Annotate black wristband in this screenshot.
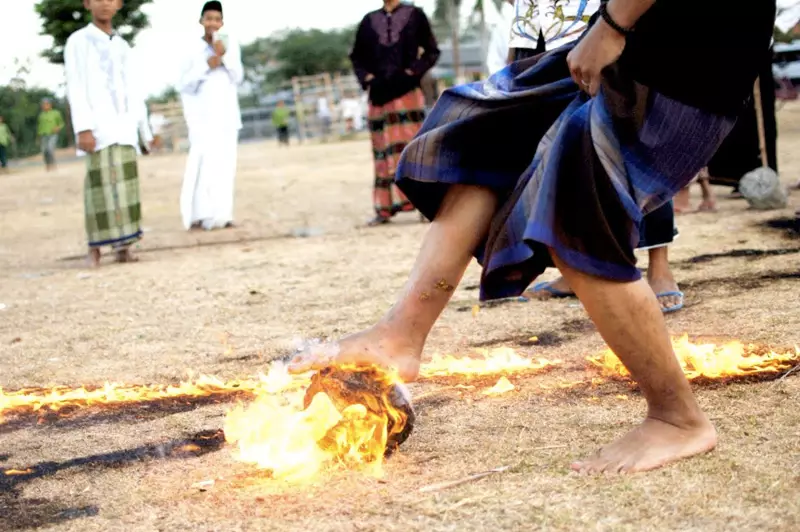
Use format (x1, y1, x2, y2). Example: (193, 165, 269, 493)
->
(600, 3, 635, 36)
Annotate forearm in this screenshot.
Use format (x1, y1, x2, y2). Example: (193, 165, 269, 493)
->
(221, 43, 244, 85)
(605, 0, 657, 28)
(177, 55, 211, 94)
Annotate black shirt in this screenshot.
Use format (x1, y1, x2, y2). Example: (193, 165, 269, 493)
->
(619, 0, 777, 117)
(350, 4, 440, 106)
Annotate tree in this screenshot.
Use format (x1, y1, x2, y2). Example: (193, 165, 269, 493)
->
(35, 0, 153, 64)
(272, 28, 356, 80)
(147, 86, 180, 105)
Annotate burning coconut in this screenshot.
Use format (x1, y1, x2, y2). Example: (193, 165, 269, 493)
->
(223, 363, 414, 483)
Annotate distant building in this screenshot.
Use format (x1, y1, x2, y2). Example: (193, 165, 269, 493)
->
(431, 40, 486, 82)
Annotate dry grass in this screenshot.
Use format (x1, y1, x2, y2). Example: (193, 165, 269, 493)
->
(1, 102, 799, 531)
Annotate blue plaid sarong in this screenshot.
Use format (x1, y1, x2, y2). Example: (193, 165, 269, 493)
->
(396, 44, 735, 301)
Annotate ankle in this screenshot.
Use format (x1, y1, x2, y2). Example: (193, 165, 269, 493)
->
(646, 403, 710, 431)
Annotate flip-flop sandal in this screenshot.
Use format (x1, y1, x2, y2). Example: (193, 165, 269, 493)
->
(517, 281, 576, 302)
(366, 216, 391, 227)
(656, 291, 684, 314)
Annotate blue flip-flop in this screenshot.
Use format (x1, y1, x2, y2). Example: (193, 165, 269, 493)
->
(517, 281, 576, 302)
(657, 291, 684, 314)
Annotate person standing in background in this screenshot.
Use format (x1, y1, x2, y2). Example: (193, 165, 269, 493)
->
(37, 98, 64, 172)
(64, 0, 154, 267)
(272, 100, 291, 146)
(0, 115, 14, 172)
(485, 0, 515, 75)
(350, 0, 440, 227)
(178, 1, 243, 231)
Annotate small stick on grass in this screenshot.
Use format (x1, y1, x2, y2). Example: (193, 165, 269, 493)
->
(418, 465, 511, 493)
(772, 363, 800, 386)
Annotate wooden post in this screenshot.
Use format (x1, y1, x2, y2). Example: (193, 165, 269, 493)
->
(752, 77, 769, 168)
(291, 76, 306, 143)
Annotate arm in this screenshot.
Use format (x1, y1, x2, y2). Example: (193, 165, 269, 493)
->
(605, 0, 656, 29)
(566, 0, 656, 95)
(409, 9, 440, 76)
(349, 17, 373, 89)
(221, 39, 244, 85)
(177, 44, 212, 95)
(64, 36, 95, 137)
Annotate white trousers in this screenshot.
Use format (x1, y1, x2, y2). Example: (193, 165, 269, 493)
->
(180, 130, 239, 230)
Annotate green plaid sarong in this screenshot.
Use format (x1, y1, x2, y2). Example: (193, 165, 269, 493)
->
(84, 144, 142, 249)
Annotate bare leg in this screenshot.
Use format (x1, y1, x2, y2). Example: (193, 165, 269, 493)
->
(289, 185, 497, 381)
(697, 172, 716, 212)
(673, 186, 691, 214)
(551, 251, 716, 473)
(646, 246, 683, 312)
(86, 247, 101, 268)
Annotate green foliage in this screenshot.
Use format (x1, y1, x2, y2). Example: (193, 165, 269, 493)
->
(147, 86, 180, 105)
(35, 0, 153, 64)
(0, 87, 66, 158)
(239, 27, 356, 94)
(272, 28, 356, 80)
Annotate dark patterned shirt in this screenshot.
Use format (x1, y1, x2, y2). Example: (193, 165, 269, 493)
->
(350, 4, 440, 106)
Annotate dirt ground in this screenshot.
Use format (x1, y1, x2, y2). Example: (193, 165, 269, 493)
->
(1, 101, 799, 531)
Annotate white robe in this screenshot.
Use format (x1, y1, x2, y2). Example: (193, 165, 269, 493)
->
(177, 36, 243, 230)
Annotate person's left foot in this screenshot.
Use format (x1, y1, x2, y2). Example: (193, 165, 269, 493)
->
(366, 216, 391, 227)
(224, 221, 236, 229)
(697, 199, 717, 212)
(571, 415, 717, 474)
(647, 270, 683, 313)
(115, 248, 139, 263)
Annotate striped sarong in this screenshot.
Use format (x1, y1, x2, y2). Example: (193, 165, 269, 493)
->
(84, 144, 142, 249)
(369, 88, 426, 219)
(396, 44, 735, 301)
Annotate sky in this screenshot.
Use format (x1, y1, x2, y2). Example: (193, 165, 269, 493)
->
(0, 0, 437, 97)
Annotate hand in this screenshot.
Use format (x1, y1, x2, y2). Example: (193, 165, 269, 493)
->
(77, 130, 96, 153)
(404, 69, 415, 76)
(566, 19, 626, 96)
(213, 40, 226, 56)
(207, 55, 222, 69)
(364, 73, 375, 83)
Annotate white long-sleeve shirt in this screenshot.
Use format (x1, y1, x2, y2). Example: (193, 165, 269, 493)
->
(64, 23, 153, 156)
(509, 0, 601, 51)
(486, 2, 516, 75)
(177, 35, 243, 137)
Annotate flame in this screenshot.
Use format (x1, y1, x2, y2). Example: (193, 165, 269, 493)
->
(588, 335, 800, 381)
(419, 347, 560, 379)
(223, 364, 409, 483)
(0, 369, 310, 421)
(482, 376, 515, 395)
(0, 348, 556, 423)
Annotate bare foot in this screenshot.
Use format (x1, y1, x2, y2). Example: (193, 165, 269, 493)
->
(571, 416, 717, 474)
(522, 276, 575, 300)
(115, 248, 139, 263)
(86, 248, 101, 268)
(288, 324, 423, 382)
(696, 200, 717, 212)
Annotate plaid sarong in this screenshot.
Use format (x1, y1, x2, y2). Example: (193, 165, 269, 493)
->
(369, 88, 426, 218)
(396, 44, 735, 301)
(84, 144, 142, 249)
